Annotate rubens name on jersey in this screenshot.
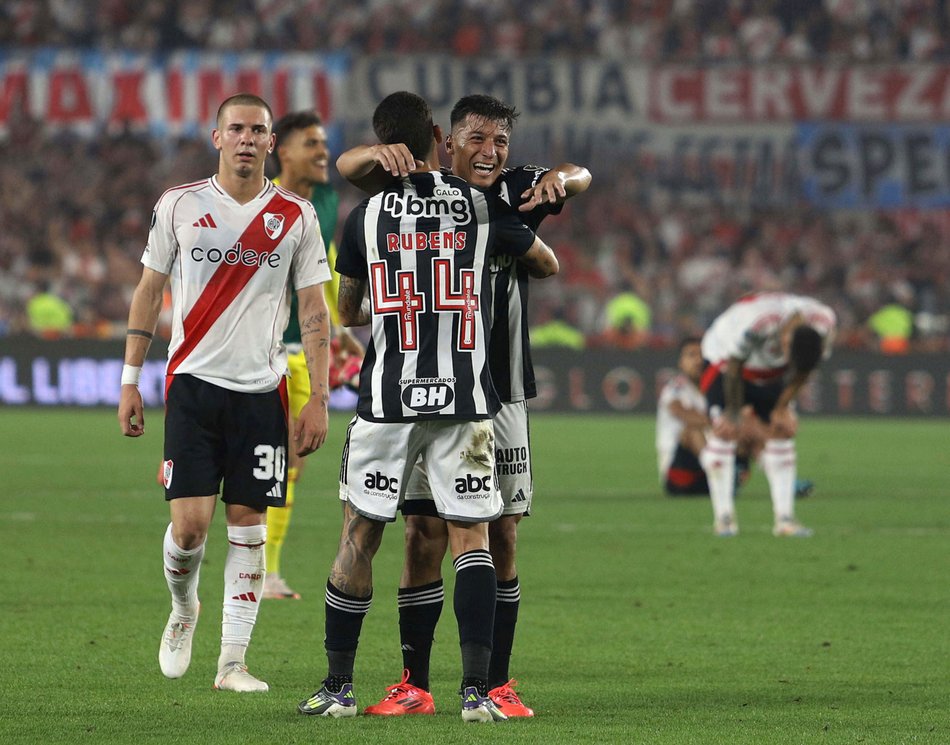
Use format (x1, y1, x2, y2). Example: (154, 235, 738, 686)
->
(386, 230, 466, 252)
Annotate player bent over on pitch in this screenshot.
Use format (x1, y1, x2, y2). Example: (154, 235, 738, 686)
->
(698, 292, 835, 537)
(295, 91, 558, 723)
(118, 93, 331, 692)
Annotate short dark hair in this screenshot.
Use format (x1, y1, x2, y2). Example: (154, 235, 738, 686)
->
(789, 326, 823, 374)
(450, 94, 519, 134)
(272, 110, 323, 170)
(679, 336, 702, 352)
(372, 91, 434, 161)
(273, 111, 322, 149)
(215, 93, 273, 129)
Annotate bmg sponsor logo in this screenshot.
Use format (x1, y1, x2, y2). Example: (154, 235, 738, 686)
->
(383, 191, 472, 223)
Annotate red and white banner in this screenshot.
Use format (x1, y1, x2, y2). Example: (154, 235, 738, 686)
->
(0, 50, 347, 138)
(648, 66, 950, 123)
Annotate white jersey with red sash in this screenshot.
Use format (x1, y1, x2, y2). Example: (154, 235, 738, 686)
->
(142, 176, 330, 393)
(701, 292, 836, 383)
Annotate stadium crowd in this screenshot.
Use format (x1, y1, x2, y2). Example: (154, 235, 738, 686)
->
(3, 0, 950, 351)
(6, 0, 950, 63)
(3, 123, 947, 351)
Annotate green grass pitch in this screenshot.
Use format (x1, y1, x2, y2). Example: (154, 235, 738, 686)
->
(1, 409, 947, 744)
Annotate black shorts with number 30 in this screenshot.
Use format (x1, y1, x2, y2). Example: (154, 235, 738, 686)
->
(162, 374, 289, 509)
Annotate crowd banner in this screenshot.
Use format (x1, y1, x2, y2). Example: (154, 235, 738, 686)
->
(0, 49, 349, 140)
(2, 339, 948, 416)
(5, 53, 950, 208)
(345, 57, 950, 208)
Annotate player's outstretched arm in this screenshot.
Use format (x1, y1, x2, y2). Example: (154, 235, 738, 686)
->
(118, 267, 166, 437)
(336, 143, 422, 195)
(296, 283, 331, 456)
(518, 236, 559, 279)
(519, 163, 592, 211)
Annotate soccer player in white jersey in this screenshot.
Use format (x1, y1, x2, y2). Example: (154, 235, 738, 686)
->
(118, 94, 332, 693)
(657, 337, 713, 494)
(698, 292, 836, 537)
(336, 94, 590, 718)
(296, 91, 558, 724)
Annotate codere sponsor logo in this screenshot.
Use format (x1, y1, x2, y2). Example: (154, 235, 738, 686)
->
(383, 191, 471, 223)
(190, 241, 280, 267)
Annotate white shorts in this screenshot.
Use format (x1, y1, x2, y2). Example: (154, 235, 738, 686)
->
(339, 416, 502, 523)
(405, 400, 532, 516)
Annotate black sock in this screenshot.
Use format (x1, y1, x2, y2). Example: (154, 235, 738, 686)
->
(398, 579, 444, 691)
(489, 577, 520, 688)
(324, 581, 371, 678)
(453, 549, 495, 687)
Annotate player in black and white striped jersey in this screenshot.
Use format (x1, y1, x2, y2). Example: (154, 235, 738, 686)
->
(338, 94, 590, 718)
(296, 91, 559, 723)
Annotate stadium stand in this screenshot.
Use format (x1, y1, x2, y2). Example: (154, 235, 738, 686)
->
(2, 0, 949, 350)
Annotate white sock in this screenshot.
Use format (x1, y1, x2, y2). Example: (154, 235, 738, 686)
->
(219, 524, 266, 668)
(162, 523, 203, 618)
(700, 436, 737, 521)
(762, 439, 796, 522)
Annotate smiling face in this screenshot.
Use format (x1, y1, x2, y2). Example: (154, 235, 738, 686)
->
(445, 114, 511, 188)
(279, 123, 330, 185)
(212, 103, 274, 180)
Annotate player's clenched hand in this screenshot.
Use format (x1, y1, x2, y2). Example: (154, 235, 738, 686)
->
(372, 143, 421, 178)
(711, 414, 738, 441)
(294, 399, 329, 456)
(769, 406, 798, 438)
(118, 386, 145, 437)
(519, 171, 567, 211)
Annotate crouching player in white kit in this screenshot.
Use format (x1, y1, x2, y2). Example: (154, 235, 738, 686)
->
(698, 292, 835, 537)
(657, 337, 715, 495)
(118, 94, 332, 691)
(295, 92, 559, 723)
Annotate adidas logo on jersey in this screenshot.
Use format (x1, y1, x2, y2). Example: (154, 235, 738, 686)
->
(511, 489, 527, 503)
(192, 213, 217, 228)
(266, 483, 283, 501)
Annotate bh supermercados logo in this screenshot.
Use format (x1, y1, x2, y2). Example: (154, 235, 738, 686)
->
(263, 212, 284, 240)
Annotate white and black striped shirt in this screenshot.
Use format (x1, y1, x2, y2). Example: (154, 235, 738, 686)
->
(336, 171, 536, 422)
(487, 165, 563, 403)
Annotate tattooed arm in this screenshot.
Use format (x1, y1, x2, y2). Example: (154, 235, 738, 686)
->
(338, 274, 370, 327)
(295, 283, 331, 455)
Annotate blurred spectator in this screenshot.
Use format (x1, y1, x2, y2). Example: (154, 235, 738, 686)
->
(26, 280, 73, 337)
(867, 300, 914, 354)
(591, 283, 652, 350)
(530, 303, 586, 350)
